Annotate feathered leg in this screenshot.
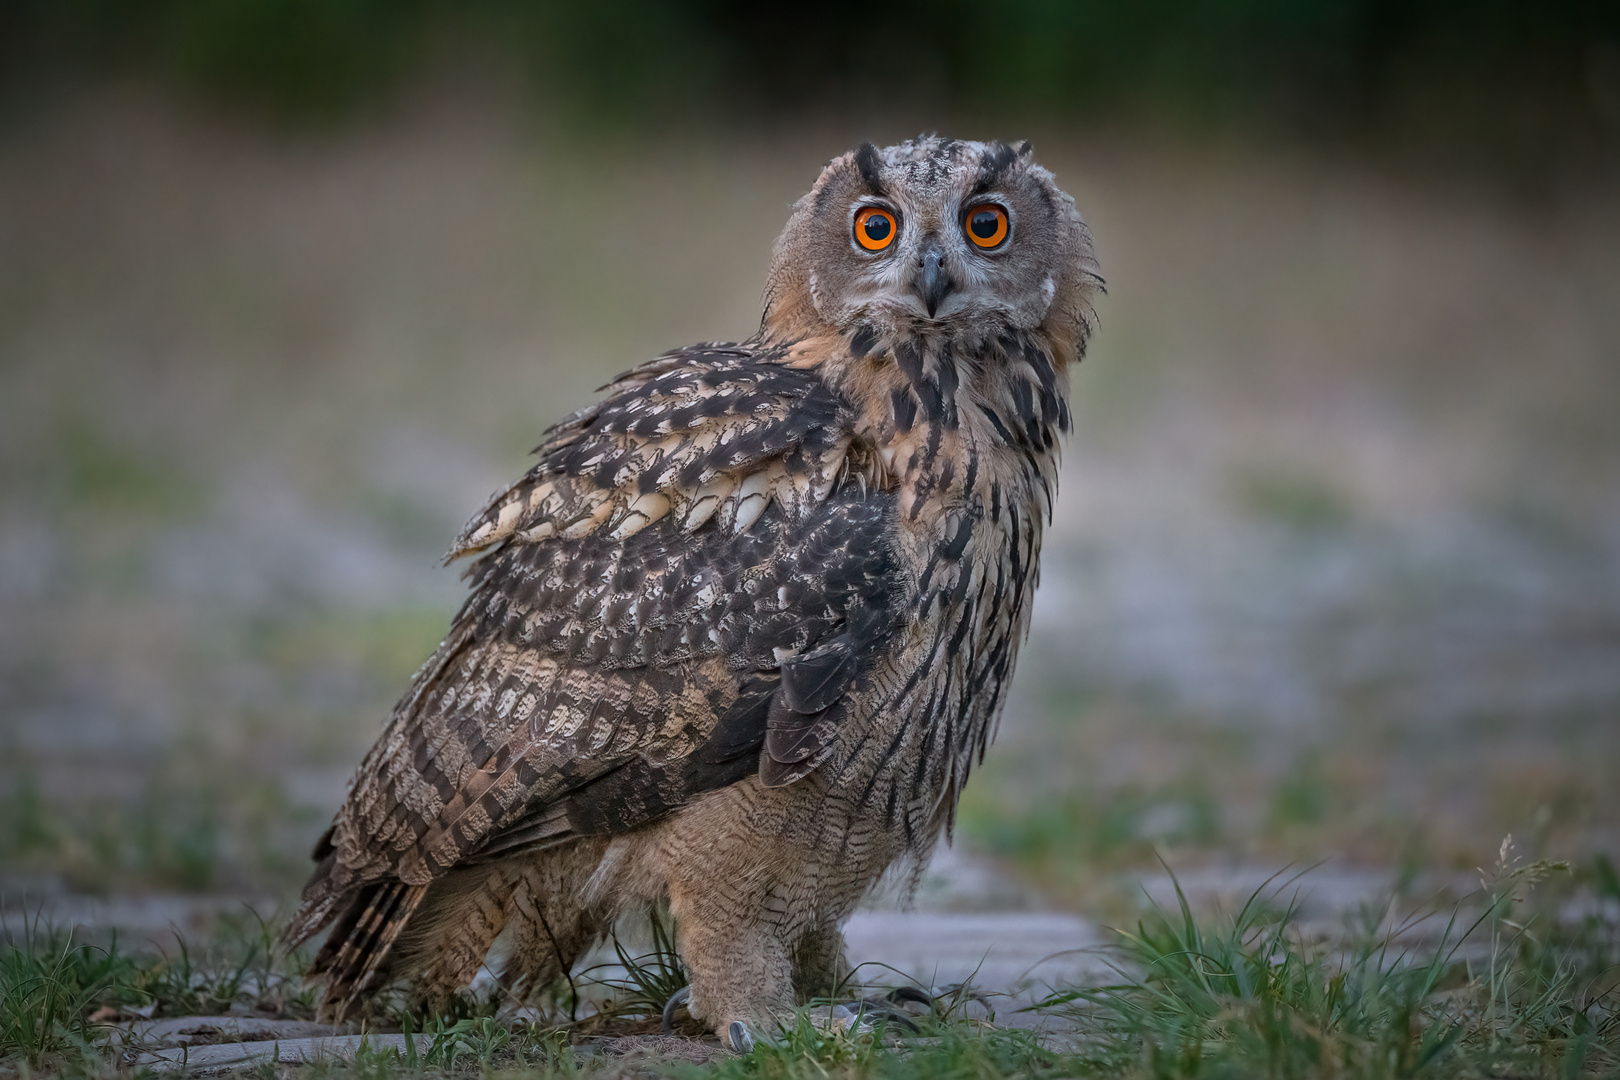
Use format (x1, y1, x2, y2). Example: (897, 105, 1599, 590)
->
(388, 862, 525, 1017)
(670, 886, 796, 1051)
(498, 839, 612, 1003)
(791, 920, 852, 1003)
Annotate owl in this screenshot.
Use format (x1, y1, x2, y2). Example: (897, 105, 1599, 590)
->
(284, 136, 1101, 1050)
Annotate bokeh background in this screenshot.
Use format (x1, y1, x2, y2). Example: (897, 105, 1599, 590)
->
(3, 1, 1618, 918)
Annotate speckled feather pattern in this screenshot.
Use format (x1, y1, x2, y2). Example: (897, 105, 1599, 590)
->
(286, 136, 1100, 1037)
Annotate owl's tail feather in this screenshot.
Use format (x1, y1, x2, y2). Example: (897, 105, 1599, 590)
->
(305, 880, 430, 1022)
(278, 848, 343, 955)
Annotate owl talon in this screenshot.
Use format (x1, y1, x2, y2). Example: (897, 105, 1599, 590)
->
(887, 986, 933, 1009)
(844, 1001, 920, 1033)
(727, 1020, 755, 1053)
(661, 986, 691, 1033)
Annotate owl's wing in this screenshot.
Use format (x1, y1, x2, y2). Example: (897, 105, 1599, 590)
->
(289, 343, 901, 962)
(452, 343, 853, 558)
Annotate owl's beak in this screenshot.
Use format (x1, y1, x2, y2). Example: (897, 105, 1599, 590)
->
(917, 244, 954, 318)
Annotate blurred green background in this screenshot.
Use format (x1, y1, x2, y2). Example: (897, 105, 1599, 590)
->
(8, 0, 1620, 162)
(2, 1, 1618, 913)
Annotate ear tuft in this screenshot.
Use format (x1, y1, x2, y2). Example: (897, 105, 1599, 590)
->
(1018, 140, 1033, 157)
(853, 142, 885, 193)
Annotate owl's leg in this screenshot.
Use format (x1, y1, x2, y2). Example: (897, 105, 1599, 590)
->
(791, 920, 851, 1003)
(498, 839, 611, 1003)
(390, 863, 521, 1017)
(669, 891, 796, 1051)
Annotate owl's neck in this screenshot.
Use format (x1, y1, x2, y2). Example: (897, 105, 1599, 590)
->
(808, 324, 1072, 528)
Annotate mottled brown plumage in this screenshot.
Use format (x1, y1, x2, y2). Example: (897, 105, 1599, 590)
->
(286, 137, 1101, 1046)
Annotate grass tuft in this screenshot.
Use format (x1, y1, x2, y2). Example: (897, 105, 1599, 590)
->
(0, 924, 128, 1070)
(698, 1015, 1059, 1080)
(1046, 844, 1617, 1078)
(132, 909, 316, 1019)
(0, 908, 319, 1073)
(582, 906, 691, 1029)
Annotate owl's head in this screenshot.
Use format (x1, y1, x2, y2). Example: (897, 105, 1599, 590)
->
(761, 137, 1100, 355)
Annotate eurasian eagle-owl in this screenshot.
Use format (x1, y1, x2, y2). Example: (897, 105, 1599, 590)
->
(286, 136, 1101, 1049)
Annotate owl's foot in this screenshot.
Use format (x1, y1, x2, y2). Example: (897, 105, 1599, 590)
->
(717, 1015, 787, 1052)
(660, 986, 692, 1033)
(811, 983, 1000, 1034)
(851, 983, 997, 1025)
(833, 986, 931, 1033)
(662, 986, 887, 1051)
(727, 1004, 868, 1052)
(660, 986, 779, 1052)
(840, 998, 921, 1032)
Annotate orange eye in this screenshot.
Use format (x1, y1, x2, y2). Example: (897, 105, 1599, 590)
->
(964, 204, 1010, 249)
(854, 207, 897, 251)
